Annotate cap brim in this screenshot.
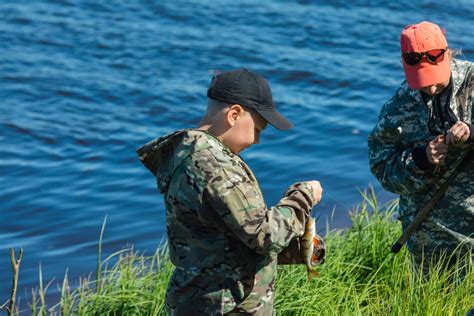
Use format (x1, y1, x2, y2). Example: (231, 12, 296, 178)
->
(403, 57, 451, 89)
(256, 109, 293, 131)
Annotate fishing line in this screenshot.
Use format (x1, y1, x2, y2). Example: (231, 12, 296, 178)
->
(311, 191, 352, 235)
(323, 190, 353, 213)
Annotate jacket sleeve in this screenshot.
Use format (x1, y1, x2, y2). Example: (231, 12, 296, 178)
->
(468, 123, 474, 142)
(368, 111, 434, 196)
(204, 167, 316, 256)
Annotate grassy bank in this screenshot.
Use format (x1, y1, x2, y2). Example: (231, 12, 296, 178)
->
(10, 189, 474, 315)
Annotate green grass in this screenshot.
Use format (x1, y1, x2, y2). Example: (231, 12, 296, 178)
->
(24, 189, 474, 315)
(274, 189, 472, 315)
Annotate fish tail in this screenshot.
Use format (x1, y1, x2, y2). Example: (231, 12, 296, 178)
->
(307, 269, 320, 281)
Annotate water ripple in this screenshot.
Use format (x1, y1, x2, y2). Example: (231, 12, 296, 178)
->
(1, 0, 473, 307)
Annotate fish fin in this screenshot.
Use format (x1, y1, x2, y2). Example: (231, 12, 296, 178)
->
(307, 269, 320, 281)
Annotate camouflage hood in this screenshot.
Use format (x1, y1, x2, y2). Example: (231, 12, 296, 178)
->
(136, 129, 216, 193)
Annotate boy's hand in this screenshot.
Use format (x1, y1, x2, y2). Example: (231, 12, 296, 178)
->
(306, 181, 323, 204)
(426, 135, 448, 166)
(446, 121, 471, 145)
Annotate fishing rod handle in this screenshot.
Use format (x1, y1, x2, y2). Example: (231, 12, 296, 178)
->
(391, 241, 403, 254)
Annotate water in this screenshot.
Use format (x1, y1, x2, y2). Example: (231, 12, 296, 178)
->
(1, 0, 473, 309)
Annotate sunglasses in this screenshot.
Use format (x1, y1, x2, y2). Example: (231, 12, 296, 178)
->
(402, 48, 447, 66)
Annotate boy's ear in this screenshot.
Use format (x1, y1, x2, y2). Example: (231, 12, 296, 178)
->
(227, 104, 244, 127)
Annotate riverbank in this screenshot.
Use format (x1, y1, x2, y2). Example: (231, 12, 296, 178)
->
(9, 190, 474, 315)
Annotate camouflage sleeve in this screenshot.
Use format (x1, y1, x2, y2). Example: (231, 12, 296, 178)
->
(276, 238, 303, 264)
(205, 169, 316, 256)
(368, 114, 432, 195)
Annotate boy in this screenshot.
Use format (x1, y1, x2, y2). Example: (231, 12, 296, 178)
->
(138, 69, 323, 315)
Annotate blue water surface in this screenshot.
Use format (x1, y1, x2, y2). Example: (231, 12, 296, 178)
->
(1, 0, 473, 310)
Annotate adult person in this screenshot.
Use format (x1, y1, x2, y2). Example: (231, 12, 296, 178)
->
(137, 69, 323, 315)
(368, 21, 473, 277)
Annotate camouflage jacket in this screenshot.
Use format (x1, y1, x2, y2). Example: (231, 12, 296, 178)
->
(368, 59, 474, 253)
(137, 129, 317, 315)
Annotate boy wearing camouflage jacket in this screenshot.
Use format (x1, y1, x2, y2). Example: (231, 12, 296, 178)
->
(138, 69, 323, 315)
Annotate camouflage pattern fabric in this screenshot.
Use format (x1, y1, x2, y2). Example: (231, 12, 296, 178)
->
(137, 129, 317, 315)
(368, 59, 474, 275)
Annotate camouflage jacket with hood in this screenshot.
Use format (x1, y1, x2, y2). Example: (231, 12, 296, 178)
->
(137, 129, 317, 315)
(368, 59, 474, 255)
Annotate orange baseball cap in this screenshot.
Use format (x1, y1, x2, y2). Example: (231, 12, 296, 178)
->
(400, 21, 450, 90)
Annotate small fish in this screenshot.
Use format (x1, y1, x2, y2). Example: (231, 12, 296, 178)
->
(301, 217, 322, 281)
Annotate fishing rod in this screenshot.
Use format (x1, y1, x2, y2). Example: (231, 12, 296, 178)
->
(391, 149, 474, 254)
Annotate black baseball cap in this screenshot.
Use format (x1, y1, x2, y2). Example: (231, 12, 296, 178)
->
(207, 69, 293, 130)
